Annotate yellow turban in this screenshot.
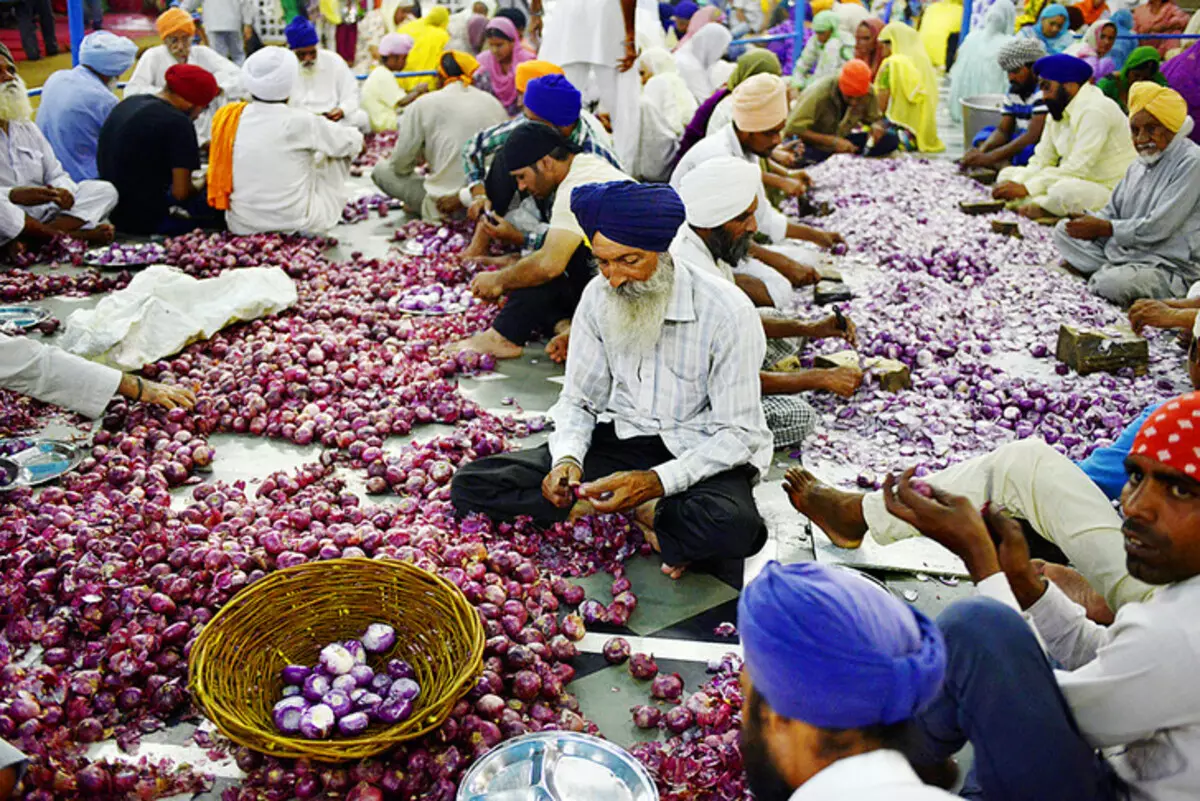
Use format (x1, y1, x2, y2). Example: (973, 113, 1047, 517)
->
(425, 5, 451, 27)
(732, 73, 788, 132)
(156, 8, 196, 39)
(515, 60, 564, 92)
(1128, 82, 1188, 133)
(438, 50, 479, 85)
(811, 0, 835, 13)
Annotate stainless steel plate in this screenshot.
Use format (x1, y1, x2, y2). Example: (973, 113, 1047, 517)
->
(457, 732, 658, 801)
(84, 244, 168, 269)
(0, 305, 50, 329)
(0, 438, 84, 489)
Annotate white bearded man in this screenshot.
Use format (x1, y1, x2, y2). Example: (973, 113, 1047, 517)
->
(1053, 84, 1200, 305)
(452, 181, 773, 581)
(285, 17, 371, 134)
(0, 45, 116, 246)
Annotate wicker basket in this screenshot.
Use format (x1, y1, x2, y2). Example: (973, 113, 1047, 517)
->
(188, 557, 484, 761)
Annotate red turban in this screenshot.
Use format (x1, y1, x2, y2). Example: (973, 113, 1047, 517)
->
(164, 64, 220, 108)
(839, 59, 872, 97)
(1132, 392, 1200, 476)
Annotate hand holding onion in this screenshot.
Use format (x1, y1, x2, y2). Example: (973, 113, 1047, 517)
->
(470, 271, 506, 302)
(992, 181, 1029, 201)
(117, 375, 197, 411)
(1128, 299, 1196, 336)
(577, 470, 663, 515)
(541, 460, 582, 508)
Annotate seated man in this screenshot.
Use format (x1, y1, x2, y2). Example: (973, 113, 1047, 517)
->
(98, 64, 223, 236)
(285, 18, 370, 133)
(993, 53, 1136, 220)
(371, 51, 508, 222)
(449, 122, 631, 359)
(360, 33, 418, 133)
(124, 9, 244, 144)
(1053, 84, 1200, 305)
(458, 70, 619, 259)
(36, 31, 137, 182)
(739, 561, 955, 800)
(784, 60, 900, 162)
(217, 47, 364, 235)
(0, 49, 116, 245)
(672, 73, 845, 308)
(452, 182, 772, 580)
(960, 37, 1049, 172)
(674, 156, 862, 449)
(880, 395, 1200, 801)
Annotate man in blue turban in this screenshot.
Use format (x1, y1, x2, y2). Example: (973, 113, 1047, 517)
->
(453, 179, 774, 581)
(672, 0, 700, 36)
(36, 31, 138, 181)
(523, 74, 583, 129)
(284, 16, 368, 130)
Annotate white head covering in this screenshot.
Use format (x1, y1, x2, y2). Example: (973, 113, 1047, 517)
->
(679, 155, 761, 228)
(639, 46, 697, 128)
(243, 46, 299, 102)
(682, 24, 734, 70)
(79, 30, 138, 77)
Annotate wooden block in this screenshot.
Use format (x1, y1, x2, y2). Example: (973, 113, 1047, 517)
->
(814, 350, 861, 370)
(967, 169, 998, 185)
(1055, 324, 1149, 376)
(815, 262, 843, 282)
(960, 200, 1005, 215)
(991, 220, 1021, 238)
(814, 280, 853, 305)
(871, 358, 912, 393)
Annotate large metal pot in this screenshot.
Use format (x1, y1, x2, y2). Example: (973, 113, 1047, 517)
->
(960, 93, 1008, 149)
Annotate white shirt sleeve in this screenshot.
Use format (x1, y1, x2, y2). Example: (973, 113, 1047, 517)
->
(34, 125, 77, 194)
(0, 334, 122, 419)
(335, 58, 362, 117)
(306, 114, 364, 160)
(0, 197, 25, 244)
(123, 49, 162, 96)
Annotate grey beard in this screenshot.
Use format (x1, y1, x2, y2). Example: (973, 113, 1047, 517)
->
(601, 253, 676, 356)
(0, 80, 33, 123)
(1137, 150, 1164, 165)
(705, 226, 752, 267)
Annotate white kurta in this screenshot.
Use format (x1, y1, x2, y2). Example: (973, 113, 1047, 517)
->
(789, 750, 960, 800)
(226, 102, 364, 235)
(0, 333, 121, 419)
(0, 196, 25, 244)
(124, 45, 246, 143)
(290, 49, 370, 133)
(0, 122, 116, 228)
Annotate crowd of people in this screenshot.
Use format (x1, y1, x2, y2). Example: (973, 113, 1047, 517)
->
(2, 0, 1200, 798)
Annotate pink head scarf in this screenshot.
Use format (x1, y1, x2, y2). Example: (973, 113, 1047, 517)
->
(478, 16, 535, 109)
(674, 6, 724, 52)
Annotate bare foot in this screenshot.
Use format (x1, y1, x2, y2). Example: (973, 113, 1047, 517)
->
(70, 224, 115, 245)
(546, 332, 569, 363)
(1033, 560, 1115, 625)
(783, 467, 868, 549)
(1, 239, 26, 263)
(661, 563, 687, 580)
(445, 328, 523, 359)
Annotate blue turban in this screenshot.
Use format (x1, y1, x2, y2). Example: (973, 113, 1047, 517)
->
(570, 182, 685, 253)
(659, 3, 675, 31)
(79, 31, 138, 77)
(1034, 53, 1093, 85)
(285, 17, 319, 49)
(524, 75, 582, 127)
(739, 562, 947, 730)
(673, 1, 699, 19)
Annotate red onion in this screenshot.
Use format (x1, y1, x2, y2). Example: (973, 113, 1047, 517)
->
(629, 653, 658, 680)
(651, 673, 684, 701)
(602, 637, 631, 664)
(631, 705, 662, 729)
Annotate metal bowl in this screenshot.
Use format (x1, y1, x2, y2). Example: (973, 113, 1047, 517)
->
(0, 305, 49, 329)
(457, 732, 659, 801)
(0, 438, 84, 489)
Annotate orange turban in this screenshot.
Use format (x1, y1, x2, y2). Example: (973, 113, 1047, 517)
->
(515, 60, 564, 93)
(438, 50, 479, 86)
(156, 8, 196, 39)
(839, 59, 872, 97)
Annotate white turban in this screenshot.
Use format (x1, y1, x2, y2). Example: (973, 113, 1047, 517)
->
(679, 156, 761, 228)
(242, 46, 299, 102)
(79, 31, 137, 77)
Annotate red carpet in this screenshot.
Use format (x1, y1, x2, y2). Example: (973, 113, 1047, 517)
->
(1, 12, 158, 61)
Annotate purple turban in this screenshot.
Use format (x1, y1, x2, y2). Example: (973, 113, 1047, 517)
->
(285, 17, 319, 49)
(524, 74, 582, 127)
(570, 182, 685, 252)
(739, 562, 947, 729)
(1034, 53, 1093, 84)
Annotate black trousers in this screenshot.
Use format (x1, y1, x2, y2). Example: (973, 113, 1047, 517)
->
(16, 0, 59, 60)
(803, 130, 901, 164)
(450, 423, 768, 567)
(492, 243, 594, 346)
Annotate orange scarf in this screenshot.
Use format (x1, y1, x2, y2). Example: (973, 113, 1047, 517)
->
(207, 101, 247, 211)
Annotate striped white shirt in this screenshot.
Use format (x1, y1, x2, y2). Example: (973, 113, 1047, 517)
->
(548, 258, 772, 496)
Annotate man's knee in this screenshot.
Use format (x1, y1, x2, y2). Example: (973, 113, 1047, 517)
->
(938, 596, 1032, 659)
(449, 458, 490, 514)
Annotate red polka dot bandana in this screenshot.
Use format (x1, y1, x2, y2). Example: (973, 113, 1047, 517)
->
(1132, 392, 1200, 476)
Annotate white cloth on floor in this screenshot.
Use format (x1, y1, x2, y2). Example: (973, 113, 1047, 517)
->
(124, 45, 245, 143)
(226, 102, 363, 235)
(0, 121, 116, 228)
(290, 49, 369, 132)
(0, 333, 120, 418)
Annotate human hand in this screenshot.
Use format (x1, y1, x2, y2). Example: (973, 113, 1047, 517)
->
(480, 212, 523, 246)
(470, 270, 505, 301)
(809, 312, 858, 346)
(1129, 299, 1195, 335)
(542, 459, 583, 508)
(617, 39, 638, 72)
(530, 13, 543, 38)
(435, 193, 465, 217)
(983, 504, 1046, 608)
(1064, 215, 1113, 240)
(817, 365, 863, 397)
(578, 469, 664, 514)
(870, 122, 889, 142)
(992, 181, 1029, 201)
(324, 108, 346, 122)
(243, 24, 254, 40)
(777, 176, 808, 198)
(833, 137, 858, 154)
(141, 380, 197, 410)
(771, 142, 805, 168)
(9, 186, 62, 206)
(814, 229, 845, 250)
(467, 196, 491, 222)
(52, 188, 74, 210)
(776, 256, 820, 287)
(545, 331, 569, 363)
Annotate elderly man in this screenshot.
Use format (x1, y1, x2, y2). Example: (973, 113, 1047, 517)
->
(1053, 84, 1200, 305)
(212, 47, 363, 235)
(673, 73, 845, 308)
(960, 37, 1049, 171)
(452, 181, 772, 580)
(98, 65, 222, 236)
(874, 392, 1200, 801)
(371, 52, 508, 222)
(0, 51, 116, 245)
(449, 122, 631, 359)
(674, 156, 862, 449)
(459, 72, 620, 259)
(285, 18, 370, 133)
(739, 562, 953, 800)
(784, 60, 900, 162)
(993, 53, 1136, 219)
(36, 32, 137, 182)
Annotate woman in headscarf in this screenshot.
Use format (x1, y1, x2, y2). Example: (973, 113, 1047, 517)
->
(633, 47, 699, 180)
(446, 0, 493, 54)
(674, 5, 724, 51)
(854, 17, 886, 78)
(1071, 0, 1107, 27)
(1132, 0, 1190, 58)
(1068, 18, 1118, 82)
(674, 23, 735, 102)
(476, 16, 532, 114)
(948, 0, 1016, 122)
(834, 0, 871, 40)
(875, 21, 944, 152)
(1162, 39, 1200, 144)
(918, 0, 964, 68)
(791, 10, 853, 90)
(401, 5, 451, 90)
(1107, 9, 1137, 69)
(1019, 4, 1073, 55)
(1098, 45, 1168, 110)
(675, 48, 782, 161)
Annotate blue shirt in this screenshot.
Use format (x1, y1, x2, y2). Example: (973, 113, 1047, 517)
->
(36, 66, 119, 182)
(1002, 84, 1048, 132)
(1075, 403, 1161, 501)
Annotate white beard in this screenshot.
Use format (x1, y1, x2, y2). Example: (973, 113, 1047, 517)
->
(1137, 151, 1164, 166)
(601, 254, 675, 356)
(0, 78, 33, 123)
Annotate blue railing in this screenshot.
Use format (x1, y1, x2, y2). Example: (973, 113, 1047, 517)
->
(26, 70, 441, 97)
